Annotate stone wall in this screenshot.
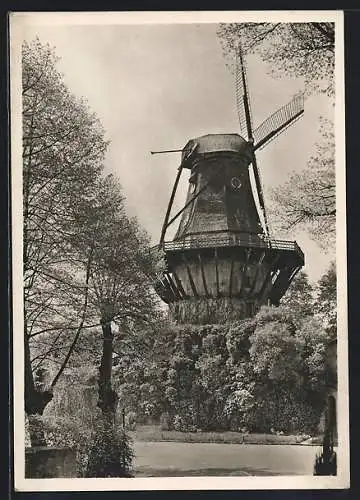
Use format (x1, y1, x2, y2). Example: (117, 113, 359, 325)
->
(169, 297, 259, 324)
(25, 447, 77, 478)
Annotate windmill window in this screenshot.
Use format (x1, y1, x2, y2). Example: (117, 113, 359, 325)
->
(231, 177, 242, 190)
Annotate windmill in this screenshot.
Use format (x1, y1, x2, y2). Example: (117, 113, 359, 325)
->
(151, 43, 305, 324)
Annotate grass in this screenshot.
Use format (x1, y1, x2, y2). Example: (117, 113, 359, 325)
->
(131, 425, 312, 445)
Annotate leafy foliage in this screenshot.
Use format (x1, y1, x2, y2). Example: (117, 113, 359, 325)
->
(112, 296, 332, 434)
(270, 118, 335, 248)
(36, 411, 135, 478)
(44, 258, 336, 442)
(314, 261, 337, 338)
(42, 415, 92, 477)
(280, 271, 315, 325)
(22, 39, 159, 459)
(22, 38, 109, 430)
(218, 22, 335, 96)
(86, 422, 134, 478)
(250, 315, 302, 383)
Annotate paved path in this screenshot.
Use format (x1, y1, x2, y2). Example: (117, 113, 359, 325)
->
(134, 441, 319, 477)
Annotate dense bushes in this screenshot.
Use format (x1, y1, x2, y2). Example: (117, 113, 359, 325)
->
(42, 269, 334, 445)
(114, 302, 331, 435)
(36, 369, 134, 477)
(34, 413, 134, 477)
(86, 421, 134, 477)
(41, 414, 91, 477)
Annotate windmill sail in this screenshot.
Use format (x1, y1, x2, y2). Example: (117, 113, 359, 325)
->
(250, 153, 270, 237)
(235, 43, 270, 236)
(235, 43, 252, 140)
(253, 93, 304, 152)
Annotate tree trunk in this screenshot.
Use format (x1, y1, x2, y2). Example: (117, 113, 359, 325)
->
(97, 316, 118, 426)
(25, 330, 53, 446)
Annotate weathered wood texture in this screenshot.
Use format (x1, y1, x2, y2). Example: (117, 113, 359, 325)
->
(155, 134, 304, 323)
(175, 154, 263, 239)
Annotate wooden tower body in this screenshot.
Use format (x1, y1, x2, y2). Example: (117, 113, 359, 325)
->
(154, 134, 304, 324)
(152, 46, 305, 324)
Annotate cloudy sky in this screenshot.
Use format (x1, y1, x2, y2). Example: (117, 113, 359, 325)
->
(15, 14, 335, 282)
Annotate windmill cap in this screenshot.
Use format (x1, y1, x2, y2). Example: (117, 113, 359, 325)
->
(182, 133, 251, 161)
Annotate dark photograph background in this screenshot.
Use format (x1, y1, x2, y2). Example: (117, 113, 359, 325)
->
(3, 5, 360, 500)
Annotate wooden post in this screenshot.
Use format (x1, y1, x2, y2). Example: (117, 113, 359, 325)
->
(198, 252, 209, 297)
(162, 276, 176, 302)
(215, 248, 220, 297)
(159, 165, 183, 245)
(172, 270, 188, 298)
(239, 248, 252, 297)
(249, 250, 266, 297)
(182, 254, 198, 298)
(258, 254, 280, 301)
(165, 273, 182, 300)
(229, 255, 235, 298)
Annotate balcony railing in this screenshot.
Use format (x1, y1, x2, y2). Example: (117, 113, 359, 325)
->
(161, 233, 304, 261)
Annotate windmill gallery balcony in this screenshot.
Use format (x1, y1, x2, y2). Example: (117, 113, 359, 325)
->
(153, 229, 304, 324)
(163, 232, 304, 261)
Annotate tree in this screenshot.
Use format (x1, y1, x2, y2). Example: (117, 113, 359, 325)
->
(114, 316, 176, 423)
(314, 261, 337, 339)
(296, 316, 329, 395)
(74, 174, 160, 439)
(217, 24, 335, 249)
(248, 306, 328, 433)
(280, 271, 315, 325)
(22, 38, 108, 444)
(217, 22, 335, 96)
(270, 118, 335, 249)
(195, 332, 231, 430)
(249, 307, 302, 385)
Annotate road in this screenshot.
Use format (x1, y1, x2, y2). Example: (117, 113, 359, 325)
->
(134, 441, 320, 477)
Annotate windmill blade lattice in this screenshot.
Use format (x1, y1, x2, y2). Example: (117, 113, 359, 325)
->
(235, 44, 252, 140)
(234, 42, 271, 236)
(253, 93, 304, 152)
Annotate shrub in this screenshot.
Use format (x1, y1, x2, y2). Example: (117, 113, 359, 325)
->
(42, 414, 92, 477)
(173, 414, 184, 431)
(159, 412, 171, 431)
(41, 413, 135, 478)
(172, 412, 198, 432)
(86, 420, 134, 478)
(224, 388, 254, 431)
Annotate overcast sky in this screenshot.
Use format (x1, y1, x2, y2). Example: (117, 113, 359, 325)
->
(18, 19, 335, 282)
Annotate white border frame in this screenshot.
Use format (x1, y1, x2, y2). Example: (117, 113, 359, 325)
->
(10, 10, 349, 491)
